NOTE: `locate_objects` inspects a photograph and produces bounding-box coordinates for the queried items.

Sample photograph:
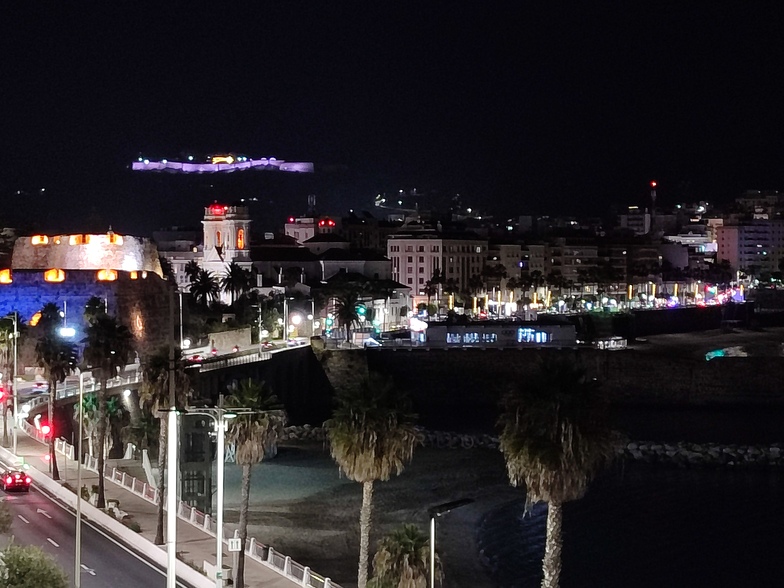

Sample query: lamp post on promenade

[166,289,178,588]
[10,312,18,455]
[75,371,87,587]
[427,498,474,587]
[184,396,254,588]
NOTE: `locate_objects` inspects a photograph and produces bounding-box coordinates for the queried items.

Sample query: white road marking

[37,508,52,519]
[17,515,28,524]
[47,538,59,548]
[80,564,96,576]
[0,462,190,588]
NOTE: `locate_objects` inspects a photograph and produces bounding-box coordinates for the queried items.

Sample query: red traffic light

[0,387,5,402]
[40,424,51,436]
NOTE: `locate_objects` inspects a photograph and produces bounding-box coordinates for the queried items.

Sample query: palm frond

[498,356,615,507]
[326,373,418,483]
[225,379,287,467]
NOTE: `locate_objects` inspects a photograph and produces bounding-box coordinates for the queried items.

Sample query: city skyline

[4,5,784,234]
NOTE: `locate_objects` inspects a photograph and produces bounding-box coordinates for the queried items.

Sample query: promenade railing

[22,420,339,588]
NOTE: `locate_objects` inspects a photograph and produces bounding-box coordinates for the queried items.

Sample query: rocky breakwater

[621,440,784,468]
[280,425,784,469]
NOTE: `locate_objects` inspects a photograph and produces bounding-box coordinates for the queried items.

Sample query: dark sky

[3,4,784,234]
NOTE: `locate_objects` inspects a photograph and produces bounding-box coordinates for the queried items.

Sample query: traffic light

[325,316,334,327]
[0,387,5,403]
[355,304,367,316]
[40,424,51,437]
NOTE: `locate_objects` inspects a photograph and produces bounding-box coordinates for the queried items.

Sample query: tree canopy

[0,544,69,588]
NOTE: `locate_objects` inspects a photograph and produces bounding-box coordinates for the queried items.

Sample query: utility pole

[166,289,179,588]
[12,312,17,455]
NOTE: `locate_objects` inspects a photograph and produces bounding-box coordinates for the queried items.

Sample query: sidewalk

[12,432,302,588]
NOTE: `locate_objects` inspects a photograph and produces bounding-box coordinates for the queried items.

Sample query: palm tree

[73,393,100,456]
[83,296,106,325]
[225,379,286,588]
[158,256,176,282]
[334,289,362,343]
[82,315,134,509]
[326,373,418,588]
[368,524,441,588]
[0,315,17,446]
[122,413,158,454]
[35,333,78,480]
[498,357,615,588]
[184,260,201,284]
[139,347,190,545]
[220,262,253,305]
[190,269,220,307]
[467,274,485,296]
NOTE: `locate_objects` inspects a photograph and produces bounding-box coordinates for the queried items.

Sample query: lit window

[44,269,65,282]
[31,235,49,245]
[237,228,245,249]
[69,235,85,245]
[216,231,222,247]
[97,269,118,282]
[130,271,138,280]
[29,312,42,327]
[0,269,11,284]
[446,333,462,344]
[107,233,123,245]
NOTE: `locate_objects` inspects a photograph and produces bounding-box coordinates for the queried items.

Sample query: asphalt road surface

[3,486,197,588]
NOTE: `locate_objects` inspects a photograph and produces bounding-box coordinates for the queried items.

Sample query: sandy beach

[221,442,518,587]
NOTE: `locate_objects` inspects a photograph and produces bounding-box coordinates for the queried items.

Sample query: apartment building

[387,230,488,295]
[284,215,341,244]
[618,206,651,235]
[550,238,598,283]
[717,220,784,273]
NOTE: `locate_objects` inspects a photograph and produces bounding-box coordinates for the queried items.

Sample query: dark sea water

[478,464,784,588]
[473,403,784,588]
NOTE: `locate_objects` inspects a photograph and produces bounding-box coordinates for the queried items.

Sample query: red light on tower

[288,217,295,223]
[650,181,657,188]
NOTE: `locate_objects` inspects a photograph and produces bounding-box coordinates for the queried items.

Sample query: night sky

[3,4,784,235]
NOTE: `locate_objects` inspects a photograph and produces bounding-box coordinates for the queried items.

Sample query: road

[2,486,197,588]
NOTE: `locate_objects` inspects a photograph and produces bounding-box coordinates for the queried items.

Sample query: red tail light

[24,477,31,484]
[5,477,11,485]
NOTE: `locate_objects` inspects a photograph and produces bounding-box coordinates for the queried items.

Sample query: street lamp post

[178,290,184,348]
[12,312,17,455]
[184,397,254,588]
[75,371,86,588]
[427,499,474,588]
[166,290,178,588]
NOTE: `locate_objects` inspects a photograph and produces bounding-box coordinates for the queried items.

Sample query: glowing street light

[427,498,474,587]
[184,398,254,588]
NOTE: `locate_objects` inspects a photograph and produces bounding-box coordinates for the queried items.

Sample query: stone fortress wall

[11,233,163,274]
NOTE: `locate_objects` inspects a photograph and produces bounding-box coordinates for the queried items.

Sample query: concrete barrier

[0,444,213,588]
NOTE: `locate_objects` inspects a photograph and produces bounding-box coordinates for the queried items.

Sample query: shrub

[122,517,142,533]
[0,501,11,534]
